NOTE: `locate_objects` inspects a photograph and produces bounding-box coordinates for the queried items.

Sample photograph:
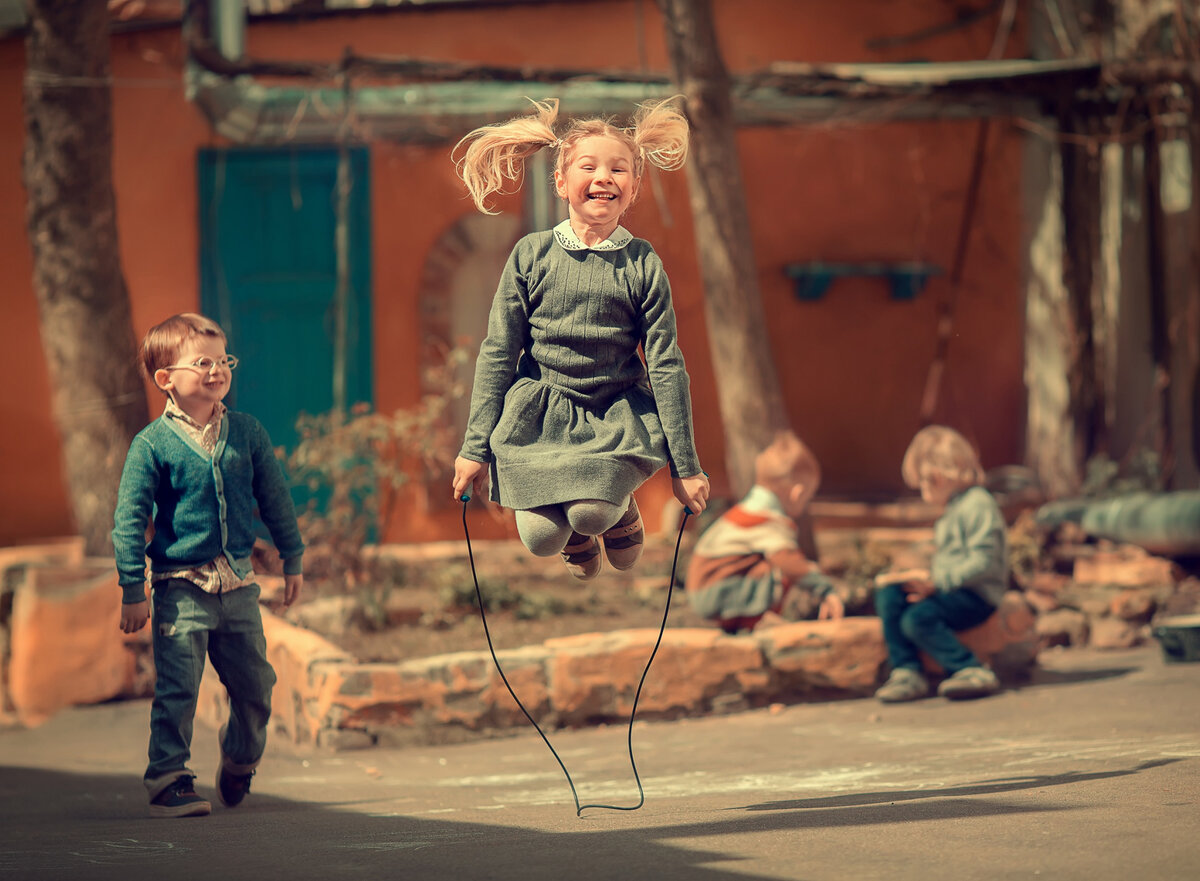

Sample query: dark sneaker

[602,497,644,571]
[217,765,255,808]
[874,668,930,703]
[561,532,602,580]
[937,665,1001,700]
[149,775,211,819]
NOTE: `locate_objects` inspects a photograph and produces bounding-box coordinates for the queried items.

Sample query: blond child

[112,313,303,817]
[873,425,1006,702]
[450,97,709,580]
[685,431,843,633]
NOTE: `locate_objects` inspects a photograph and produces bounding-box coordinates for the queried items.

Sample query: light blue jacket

[931,485,1008,606]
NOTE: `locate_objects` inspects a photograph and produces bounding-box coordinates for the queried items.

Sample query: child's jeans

[144,579,276,794]
[875,583,995,675]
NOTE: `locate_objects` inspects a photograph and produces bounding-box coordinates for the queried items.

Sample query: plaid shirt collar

[164,398,226,451]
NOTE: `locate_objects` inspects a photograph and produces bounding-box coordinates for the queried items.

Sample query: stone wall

[2,534,1052,748]
[195,595,1036,750]
[1028,542,1197,650]
[0,539,149,726]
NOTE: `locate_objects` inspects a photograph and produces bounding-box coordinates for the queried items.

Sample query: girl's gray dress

[459,221,702,511]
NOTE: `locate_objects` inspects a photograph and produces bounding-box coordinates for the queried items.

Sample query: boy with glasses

[112,313,304,817]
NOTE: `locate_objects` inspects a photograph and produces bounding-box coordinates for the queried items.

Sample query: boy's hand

[120,600,150,634]
[874,568,930,588]
[673,473,710,514]
[282,574,303,609]
[452,456,489,502]
[903,578,936,602]
[818,593,845,620]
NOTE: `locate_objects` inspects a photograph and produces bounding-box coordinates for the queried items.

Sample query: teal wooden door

[198,147,372,453]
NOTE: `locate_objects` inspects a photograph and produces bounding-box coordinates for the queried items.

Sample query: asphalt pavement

[1,645,1197,881]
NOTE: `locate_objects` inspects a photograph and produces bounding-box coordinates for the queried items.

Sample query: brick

[1073,547,1181,586]
[1089,617,1146,650]
[756,618,888,696]
[1036,608,1090,648]
[546,629,765,725]
[1109,588,1160,623]
[7,562,135,726]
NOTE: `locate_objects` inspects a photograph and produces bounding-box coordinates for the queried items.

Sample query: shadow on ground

[0,761,1098,881]
[736,758,1184,812]
[1023,664,1139,687]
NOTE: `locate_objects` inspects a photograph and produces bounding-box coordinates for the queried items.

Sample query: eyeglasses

[163,355,239,373]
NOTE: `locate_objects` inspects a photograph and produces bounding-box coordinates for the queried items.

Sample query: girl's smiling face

[554,135,640,239]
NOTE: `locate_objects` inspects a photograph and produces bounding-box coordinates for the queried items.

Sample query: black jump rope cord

[460,496,691,817]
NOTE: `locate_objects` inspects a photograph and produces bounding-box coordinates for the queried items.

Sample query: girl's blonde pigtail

[454,98,561,214]
[630,96,690,172]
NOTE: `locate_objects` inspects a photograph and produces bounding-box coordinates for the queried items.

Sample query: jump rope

[459,494,692,817]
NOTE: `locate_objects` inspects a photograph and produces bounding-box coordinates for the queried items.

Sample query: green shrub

[279,349,468,628]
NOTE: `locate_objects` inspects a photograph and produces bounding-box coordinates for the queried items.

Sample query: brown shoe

[602,497,644,571]
[561,532,602,580]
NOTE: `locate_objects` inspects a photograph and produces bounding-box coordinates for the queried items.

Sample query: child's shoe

[216,725,257,808]
[874,668,930,703]
[217,765,255,808]
[601,497,644,571]
[561,532,602,580]
[149,774,211,818]
[937,665,1000,700]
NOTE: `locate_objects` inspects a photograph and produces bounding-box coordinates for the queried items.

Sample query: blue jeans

[875,583,995,676]
[146,580,276,784]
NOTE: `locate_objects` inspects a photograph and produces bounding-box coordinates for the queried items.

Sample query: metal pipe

[213,0,244,62]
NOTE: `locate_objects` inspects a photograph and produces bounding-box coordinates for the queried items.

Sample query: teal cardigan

[112,410,304,604]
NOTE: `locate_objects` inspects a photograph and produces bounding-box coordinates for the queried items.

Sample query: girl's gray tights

[515,498,629,556]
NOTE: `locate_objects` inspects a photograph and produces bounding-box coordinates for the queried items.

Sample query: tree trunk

[1057,107,1105,488]
[657,0,790,497]
[1141,119,1173,481]
[23,1,148,554]
[1189,85,1200,476]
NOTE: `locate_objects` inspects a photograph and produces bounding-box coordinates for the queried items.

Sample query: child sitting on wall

[685,431,843,633]
[873,425,1007,702]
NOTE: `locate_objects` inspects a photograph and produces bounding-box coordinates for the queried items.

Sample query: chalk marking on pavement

[821,723,1200,760]
[435,771,564,787]
[272,776,344,784]
[0,839,180,871]
[471,766,908,806]
[333,830,485,851]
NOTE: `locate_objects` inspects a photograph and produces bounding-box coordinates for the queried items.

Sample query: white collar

[552,219,633,252]
[740,485,788,517]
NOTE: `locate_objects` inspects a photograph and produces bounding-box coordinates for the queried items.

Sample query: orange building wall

[0,0,1027,547]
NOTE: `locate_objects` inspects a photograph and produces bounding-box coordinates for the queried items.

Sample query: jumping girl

[450,97,709,580]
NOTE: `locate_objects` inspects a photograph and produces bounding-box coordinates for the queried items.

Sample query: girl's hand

[452,456,489,502]
[673,473,710,515]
